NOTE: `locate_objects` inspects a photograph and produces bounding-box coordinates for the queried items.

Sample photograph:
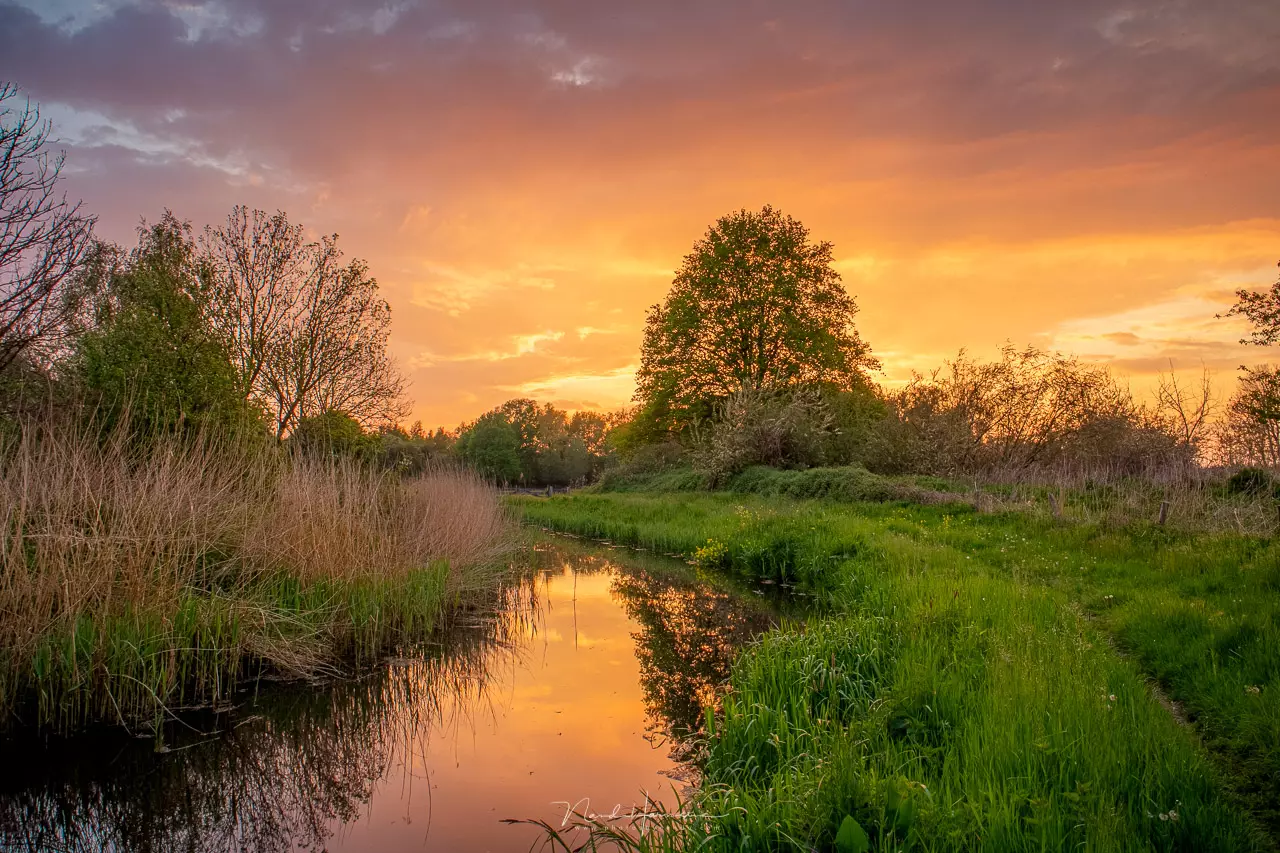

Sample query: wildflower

[1109,694,1117,702]
[1246,685,1262,695]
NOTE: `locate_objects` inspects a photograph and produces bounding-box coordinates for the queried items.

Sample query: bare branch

[0,82,96,372]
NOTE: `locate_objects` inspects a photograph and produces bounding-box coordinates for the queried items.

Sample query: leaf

[885,779,918,832]
[835,815,871,853]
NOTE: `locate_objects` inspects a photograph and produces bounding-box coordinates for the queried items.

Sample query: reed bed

[0,420,513,732]
[964,460,1280,537]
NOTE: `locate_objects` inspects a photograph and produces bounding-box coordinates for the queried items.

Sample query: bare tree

[0,83,96,372]
[265,242,406,436]
[198,209,407,438]
[1155,363,1216,451]
[199,207,307,400]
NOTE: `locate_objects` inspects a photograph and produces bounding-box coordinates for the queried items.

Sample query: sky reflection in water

[0,538,775,853]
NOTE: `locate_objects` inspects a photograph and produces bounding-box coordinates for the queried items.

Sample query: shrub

[727,465,900,503]
[291,410,378,460]
[695,385,834,485]
[1226,467,1273,497]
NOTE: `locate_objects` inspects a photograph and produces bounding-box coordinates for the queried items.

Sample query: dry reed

[966,460,1280,536]
[0,419,514,731]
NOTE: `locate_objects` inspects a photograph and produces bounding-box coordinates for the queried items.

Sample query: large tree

[635,206,876,432]
[0,83,95,373]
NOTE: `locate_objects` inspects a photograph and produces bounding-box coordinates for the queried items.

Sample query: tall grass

[596,462,1280,537]
[0,419,513,731]
[516,492,1276,850]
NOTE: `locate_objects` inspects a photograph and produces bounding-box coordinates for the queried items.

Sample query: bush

[291,410,378,461]
[695,385,833,485]
[726,465,900,503]
[1226,467,1274,497]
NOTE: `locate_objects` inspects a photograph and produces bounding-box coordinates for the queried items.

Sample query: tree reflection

[538,541,776,763]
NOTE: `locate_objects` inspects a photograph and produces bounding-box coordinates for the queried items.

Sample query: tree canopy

[70,214,255,435]
[635,206,876,432]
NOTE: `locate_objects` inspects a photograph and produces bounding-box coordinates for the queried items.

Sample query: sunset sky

[3,0,1278,428]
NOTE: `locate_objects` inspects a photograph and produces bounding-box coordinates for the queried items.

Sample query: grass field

[514,492,1278,852]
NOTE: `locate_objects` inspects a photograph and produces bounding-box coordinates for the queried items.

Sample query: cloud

[3,0,1278,424]
[409,329,565,368]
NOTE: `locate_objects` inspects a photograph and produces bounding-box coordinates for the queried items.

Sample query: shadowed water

[0,537,775,852]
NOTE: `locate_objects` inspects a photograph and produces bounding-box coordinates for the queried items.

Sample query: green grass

[15,563,455,733]
[513,492,1278,851]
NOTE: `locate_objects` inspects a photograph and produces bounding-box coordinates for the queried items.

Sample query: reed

[0,418,514,731]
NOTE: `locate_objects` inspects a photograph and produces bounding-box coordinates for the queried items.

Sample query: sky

[2,0,1278,428]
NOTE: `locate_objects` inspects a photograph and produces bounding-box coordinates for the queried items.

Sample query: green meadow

[514,491,1279,852]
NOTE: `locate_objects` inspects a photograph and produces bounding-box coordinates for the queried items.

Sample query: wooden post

[1048,493,1062,519]
[1158,500,1169,526]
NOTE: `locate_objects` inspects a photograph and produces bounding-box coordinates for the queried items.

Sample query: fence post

[1048,493,1062,519]
[1158,500,1169,526]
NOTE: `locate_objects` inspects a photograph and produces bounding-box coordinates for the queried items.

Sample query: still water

[0,537,775,852]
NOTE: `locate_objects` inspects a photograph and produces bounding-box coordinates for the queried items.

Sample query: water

[0,537,775,852]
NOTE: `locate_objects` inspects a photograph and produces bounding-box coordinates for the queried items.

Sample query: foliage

[820,381,889,465]
[1223,260,1280,347]
[725,464,903,503]
[1218,365,1280,468]
[636,206,876,434]
[516,492,1277,850]
[455,414,523,483]
[454,398,616,486]
[375,421,455,475]
[68,214,259,436]
[1225,467,1274,497]
[0,82,96,374]
[290,409,378,460]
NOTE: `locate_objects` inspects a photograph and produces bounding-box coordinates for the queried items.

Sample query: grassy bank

[515,492,1277,851]
[593,464,1280,536]
[0,422,513,733]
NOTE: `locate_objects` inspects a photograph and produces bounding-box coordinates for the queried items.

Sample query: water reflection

[0,537,773,853]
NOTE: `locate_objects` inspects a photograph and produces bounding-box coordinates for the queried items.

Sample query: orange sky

[4,0,1279,427]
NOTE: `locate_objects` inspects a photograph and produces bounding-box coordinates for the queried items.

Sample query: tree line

[0,84,406,444]
[5,78,1279,490]
[613,204,1280,486]
[0,81,622,486]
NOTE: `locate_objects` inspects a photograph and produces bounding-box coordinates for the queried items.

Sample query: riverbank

[514,492,1278,851]
[0,423,514,733]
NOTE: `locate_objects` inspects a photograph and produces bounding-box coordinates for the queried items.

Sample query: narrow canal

[0,537,776,852]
